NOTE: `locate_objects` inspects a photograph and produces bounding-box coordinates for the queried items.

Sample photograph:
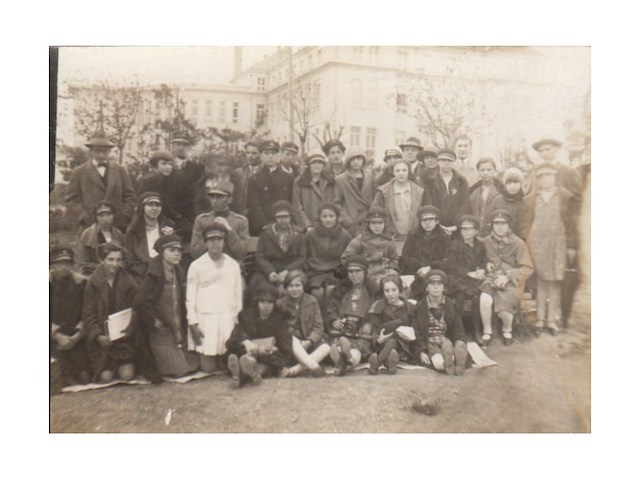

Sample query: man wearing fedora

[531,138,581,199]
[65,133,136,232]
[400,136,425,184]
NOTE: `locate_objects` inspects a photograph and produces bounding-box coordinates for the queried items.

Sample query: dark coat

[413,296,466,357]
[277,294,326,347]
[247,166,295,235]
[304,224,353,273]
[423,169,472,227]
[166,160,204,222]
[469,178,505,235]
[230,164,259,216]
[254,224,306,276]
[124,215,176,278]
[446,237,487,297]
[65,161,137,231]
[51,271,87,336]
[82,267,139,380]
[225,305,294,368]
[400,225,450,275]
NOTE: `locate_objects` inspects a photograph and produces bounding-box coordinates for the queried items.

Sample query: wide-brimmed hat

[399,137,423,151]
[85,134,115,149]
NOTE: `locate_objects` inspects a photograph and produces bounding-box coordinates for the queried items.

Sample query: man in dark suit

[65,134,136,231]
[231,140,261,216]
[246,140,295,235]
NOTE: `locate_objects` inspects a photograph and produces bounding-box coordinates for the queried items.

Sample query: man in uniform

[65,133,136,231]
[246,140,295,235]
[191,179,249,261]
[281,141,301,177]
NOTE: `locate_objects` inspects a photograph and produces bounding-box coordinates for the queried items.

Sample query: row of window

[349,126,377,149]
[188,99,266,125]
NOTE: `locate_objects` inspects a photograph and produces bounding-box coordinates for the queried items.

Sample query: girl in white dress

[186,222,243,372]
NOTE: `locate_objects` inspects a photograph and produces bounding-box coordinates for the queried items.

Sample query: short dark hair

[454,134,472,147]
[97,242,124,261]
[476,157,496,170]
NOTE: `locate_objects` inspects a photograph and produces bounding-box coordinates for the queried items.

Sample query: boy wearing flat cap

[50,246,91,386]
[77,201,126,275]
[281,142,301,177]
[186,222,243,373]
[413,270,468,375]
[478,209,534,346]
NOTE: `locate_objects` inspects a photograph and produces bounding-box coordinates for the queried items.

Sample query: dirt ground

[50,324,590,433]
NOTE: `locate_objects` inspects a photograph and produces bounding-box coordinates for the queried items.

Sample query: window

[366,128,376,149]
[257,77,266,91]
[351,79,363,108]
[367,80,377,109]
[396,92,408,112]
[232,102,239,124]
[350,126,361,147]
[256,103,265,122]
[219,101,226,122]
[206,100,212,117]
[191,99,198,118]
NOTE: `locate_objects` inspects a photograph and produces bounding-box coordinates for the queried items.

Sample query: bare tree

[71,82,142,164]
[311,121,345,149]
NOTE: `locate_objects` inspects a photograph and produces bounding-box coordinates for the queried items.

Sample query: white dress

[186,252,243,355]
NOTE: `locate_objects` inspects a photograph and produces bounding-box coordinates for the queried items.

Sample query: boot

[454,341,468,376]
[240,354,262,385]
[442,341,455,375]
[387,349,399,375]
[368,353,379,375]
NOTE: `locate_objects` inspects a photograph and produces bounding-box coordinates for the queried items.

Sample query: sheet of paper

[252,336,276,348]
[467,341,498,368]
[105,308,133,341]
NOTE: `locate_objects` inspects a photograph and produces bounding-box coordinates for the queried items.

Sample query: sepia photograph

[49,45,591,434]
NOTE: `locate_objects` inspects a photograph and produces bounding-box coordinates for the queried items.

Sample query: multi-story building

[59,46,590,167]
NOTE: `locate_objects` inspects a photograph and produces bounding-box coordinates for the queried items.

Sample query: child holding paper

[413,270,468,375]
[367,274,416,375]
[83,243,139,383]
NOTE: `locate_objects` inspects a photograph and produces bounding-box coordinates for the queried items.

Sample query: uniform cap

[153,234,183,254]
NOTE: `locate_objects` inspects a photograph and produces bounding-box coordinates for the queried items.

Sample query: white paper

[467,341,498,368]
[105,308,133,341]
[396,326,416,341]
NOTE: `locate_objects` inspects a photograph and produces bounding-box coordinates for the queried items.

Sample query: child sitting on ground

[413,270,468,375]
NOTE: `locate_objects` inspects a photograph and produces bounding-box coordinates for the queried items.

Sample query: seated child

[446,215,488,341]
[226,285,294,388]
[413,270,468,375]
[50,246,91,386]
[341,207,399,294]
[367,274,416,375]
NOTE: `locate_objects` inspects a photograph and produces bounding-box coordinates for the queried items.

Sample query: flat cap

[203,222,228,241]
[437,148,456,162]
[207,179,234,196]
[261,140,280,153]
[50,246,74,264]
[153,234,183,254]
[281,142,299,154]
[532,138,562,151]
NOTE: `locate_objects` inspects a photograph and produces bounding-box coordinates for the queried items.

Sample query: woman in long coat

[334,147,375,236]
[186,223,243,373]
[135,234,199,378]
[291,150,338,230]
[83,243,139,383]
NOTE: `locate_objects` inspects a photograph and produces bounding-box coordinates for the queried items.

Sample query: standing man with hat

[190,178,249,260]
[399,136,425,182]
[531,137,581,199]
[323,139,347,178]
[423,148,472,234]
[166,134,204,239]
[65,133,137,232]
[291,149,338,230]
[246,140,295,235]
[281,141,302,177]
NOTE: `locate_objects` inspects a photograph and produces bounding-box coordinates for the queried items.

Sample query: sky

[57,46,278,86]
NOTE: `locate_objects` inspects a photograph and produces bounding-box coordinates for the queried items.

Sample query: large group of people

[50,131,589,389]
